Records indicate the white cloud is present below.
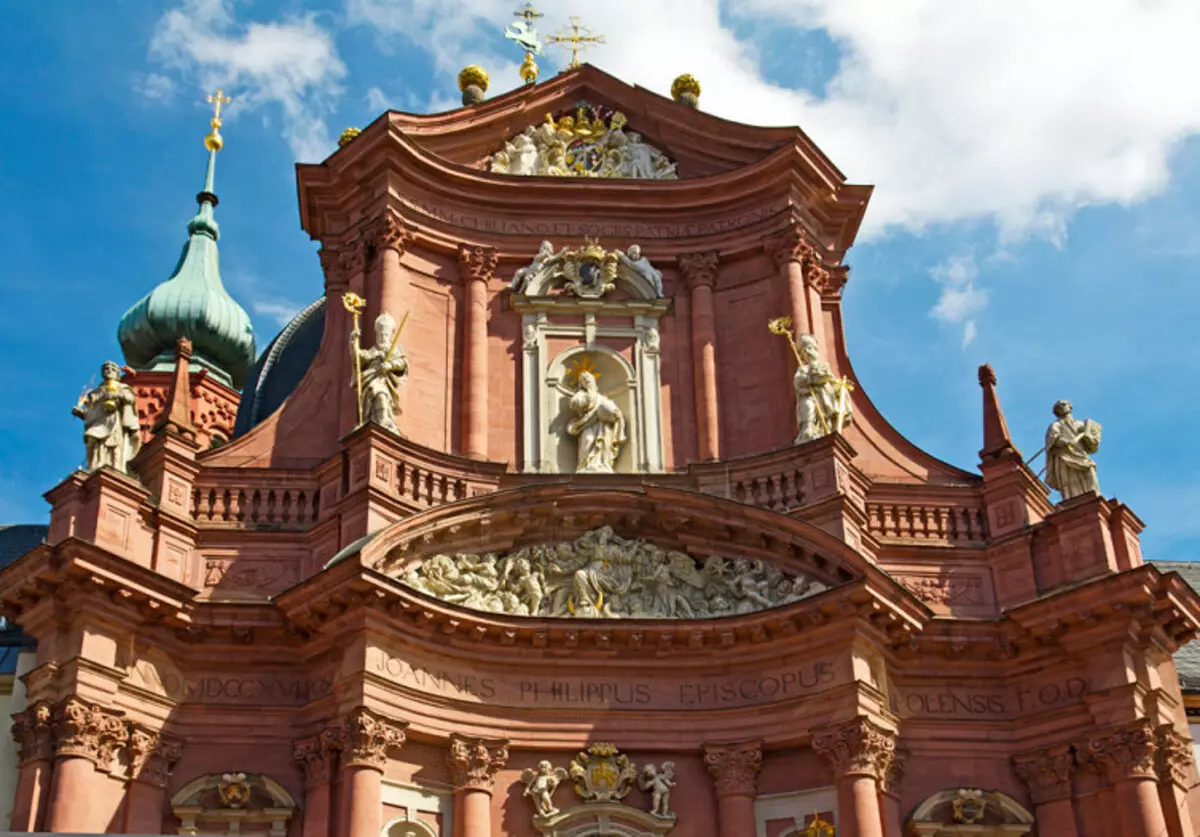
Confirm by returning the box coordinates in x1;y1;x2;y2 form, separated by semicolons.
135;73;176;102
252;299;303;327
149;0;347;162
929;253;986;346
346;0;1200;242
365;86;390;111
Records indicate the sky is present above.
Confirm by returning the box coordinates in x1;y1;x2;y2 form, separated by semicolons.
0;0;1198;560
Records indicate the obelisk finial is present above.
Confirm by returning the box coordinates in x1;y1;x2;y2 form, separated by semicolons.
205;89;231;152
546;16;605;70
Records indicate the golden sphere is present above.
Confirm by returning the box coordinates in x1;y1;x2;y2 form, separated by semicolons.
458;65;490;94
520;53;539;85
204;131;224;152
338;127;362;148
671;73;701;101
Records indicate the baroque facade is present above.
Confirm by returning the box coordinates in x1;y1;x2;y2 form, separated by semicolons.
1;64;1198;837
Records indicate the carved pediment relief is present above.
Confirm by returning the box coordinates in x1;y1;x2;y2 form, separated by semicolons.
487;101;677;180
392;525;827;620
510;238;663;299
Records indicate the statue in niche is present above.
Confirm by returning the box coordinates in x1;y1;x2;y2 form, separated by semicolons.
567;370;627;473
1044;399;1101;501
521;761;569;818
617;244;663;296
73;360;141;474
510;239;567;292
792;334;853;444
350;310;408;434
639;762;676;819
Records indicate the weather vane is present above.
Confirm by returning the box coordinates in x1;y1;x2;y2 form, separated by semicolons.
505;2;544;84
205;89;231;152
546;16;606;70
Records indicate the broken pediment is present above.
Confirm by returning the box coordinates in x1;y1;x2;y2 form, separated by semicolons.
392;526;827;620
487;101;677;180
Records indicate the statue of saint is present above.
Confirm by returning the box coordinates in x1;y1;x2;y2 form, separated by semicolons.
350;311;408;433
567;371;626;473
617;244;663;296
73;360;142;474
1044;399;1101;501
793;334;852;444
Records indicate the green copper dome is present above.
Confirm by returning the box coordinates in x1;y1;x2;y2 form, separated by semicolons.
118;149;256;389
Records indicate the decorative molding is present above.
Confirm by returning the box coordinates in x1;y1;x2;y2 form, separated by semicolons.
458;243;499;283
10;699;55;765
447;733;509;792
52;696;127;770
703;740;763;797
677;251;719;291
129;724;183;788
812;717;895;781
1080;718;1158;783
1012;745;1074;804
339;707;406;770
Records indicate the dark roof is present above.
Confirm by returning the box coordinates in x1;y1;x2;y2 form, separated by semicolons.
233;297;325;437
1153;561;1200;693
0;524;47;568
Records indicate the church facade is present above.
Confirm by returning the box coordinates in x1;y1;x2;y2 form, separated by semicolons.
1;64;1198;837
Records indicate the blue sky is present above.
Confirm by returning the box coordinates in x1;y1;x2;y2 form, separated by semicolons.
1;0;1198;561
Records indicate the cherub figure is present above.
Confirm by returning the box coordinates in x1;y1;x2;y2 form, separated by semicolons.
521;760;569;817
639;762;676;819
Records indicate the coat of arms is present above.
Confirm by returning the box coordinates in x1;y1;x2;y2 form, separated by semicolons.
569;742;637;802
561;239;619;298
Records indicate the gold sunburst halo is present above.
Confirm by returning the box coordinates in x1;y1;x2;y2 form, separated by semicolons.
564;354;601;388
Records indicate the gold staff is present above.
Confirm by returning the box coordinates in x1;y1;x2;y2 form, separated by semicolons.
768;315;831;436
342;292;367;425
384;310;410;362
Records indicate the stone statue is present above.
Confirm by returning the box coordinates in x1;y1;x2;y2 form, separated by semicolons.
394;526;825;619
73;360;142;474
793;334;852;444
617;244;663;296
639;762;676;819
567;371;627;473
511;239;567;292
521;760;568;817
350;311;408;433
1044;400;1101;501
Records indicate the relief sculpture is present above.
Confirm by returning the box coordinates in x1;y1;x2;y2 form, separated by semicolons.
396;526;826;619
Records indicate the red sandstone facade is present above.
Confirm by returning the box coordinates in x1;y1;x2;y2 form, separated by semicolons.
2;66;1198;837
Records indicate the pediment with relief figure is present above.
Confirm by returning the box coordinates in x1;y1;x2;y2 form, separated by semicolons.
487;101;677;180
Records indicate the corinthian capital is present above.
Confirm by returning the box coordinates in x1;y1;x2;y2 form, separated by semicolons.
1013;745;1074;804
53;696;127;770
294;727;343;787
338;707;406;770
129;724;183;788
677;251;719;290
366;211;414;256
765;225;818;270
318;240;367;291
703;740;763;797
11;700;55;765
1155;723;1194;788
1081;718;1158;783
458;243;499;283
447;733;510;792
812;717;895;781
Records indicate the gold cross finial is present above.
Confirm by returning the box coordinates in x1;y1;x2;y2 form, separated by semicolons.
546;16;605;70
204;89;232;152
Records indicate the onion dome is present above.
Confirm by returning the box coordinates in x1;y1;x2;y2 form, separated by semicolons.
117;95;256;390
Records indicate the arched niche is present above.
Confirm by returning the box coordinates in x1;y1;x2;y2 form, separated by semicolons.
908;788;1033;836
513;253;670;474
171;772;297;836
532;801;675;837
382;815;439;837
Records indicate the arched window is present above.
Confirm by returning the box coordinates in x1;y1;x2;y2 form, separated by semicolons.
382;816;438;837
908;788;1034;836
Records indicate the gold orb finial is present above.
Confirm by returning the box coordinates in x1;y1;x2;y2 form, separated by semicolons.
204;89;231;151
338;127;362;148
671;74;701;107
519;52;539;85
458;65;490;94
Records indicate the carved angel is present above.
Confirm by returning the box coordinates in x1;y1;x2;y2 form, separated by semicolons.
639;762;676;818
521;760;569;817
617;244;663;296
510;239;567;292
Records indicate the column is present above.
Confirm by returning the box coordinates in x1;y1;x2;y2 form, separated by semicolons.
295;728;342;837
44;696;127;833
448;734;509;837
458;244;498;460
703;740;763;837
1154;724;1196;837
813;717;893;837
124;725;183;833
1083;720;1169;837
767;226;829;356
1013;745;1079;837
678;251;721;461
878;748;907;837
338;708;407;837
9;700;54;832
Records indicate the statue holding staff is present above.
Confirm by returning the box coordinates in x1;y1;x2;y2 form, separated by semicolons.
768;316;853;444
344;292;409;434
73;360;141;474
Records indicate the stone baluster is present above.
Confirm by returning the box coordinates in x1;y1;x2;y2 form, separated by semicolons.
338;708;407;837
703;740;763;837
1154;724;1196;837
878;748;907;837
295;727;343;837
458;245;498;460
448;734;509;837
767;225;828;354
125;725;183;833
44;696;128;833
813;717;894;837
9;700;55;832
678;251;721;461
1082;719;1169;837
1012;745;1079;837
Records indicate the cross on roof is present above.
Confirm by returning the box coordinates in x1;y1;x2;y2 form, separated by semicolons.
546;16;606;70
